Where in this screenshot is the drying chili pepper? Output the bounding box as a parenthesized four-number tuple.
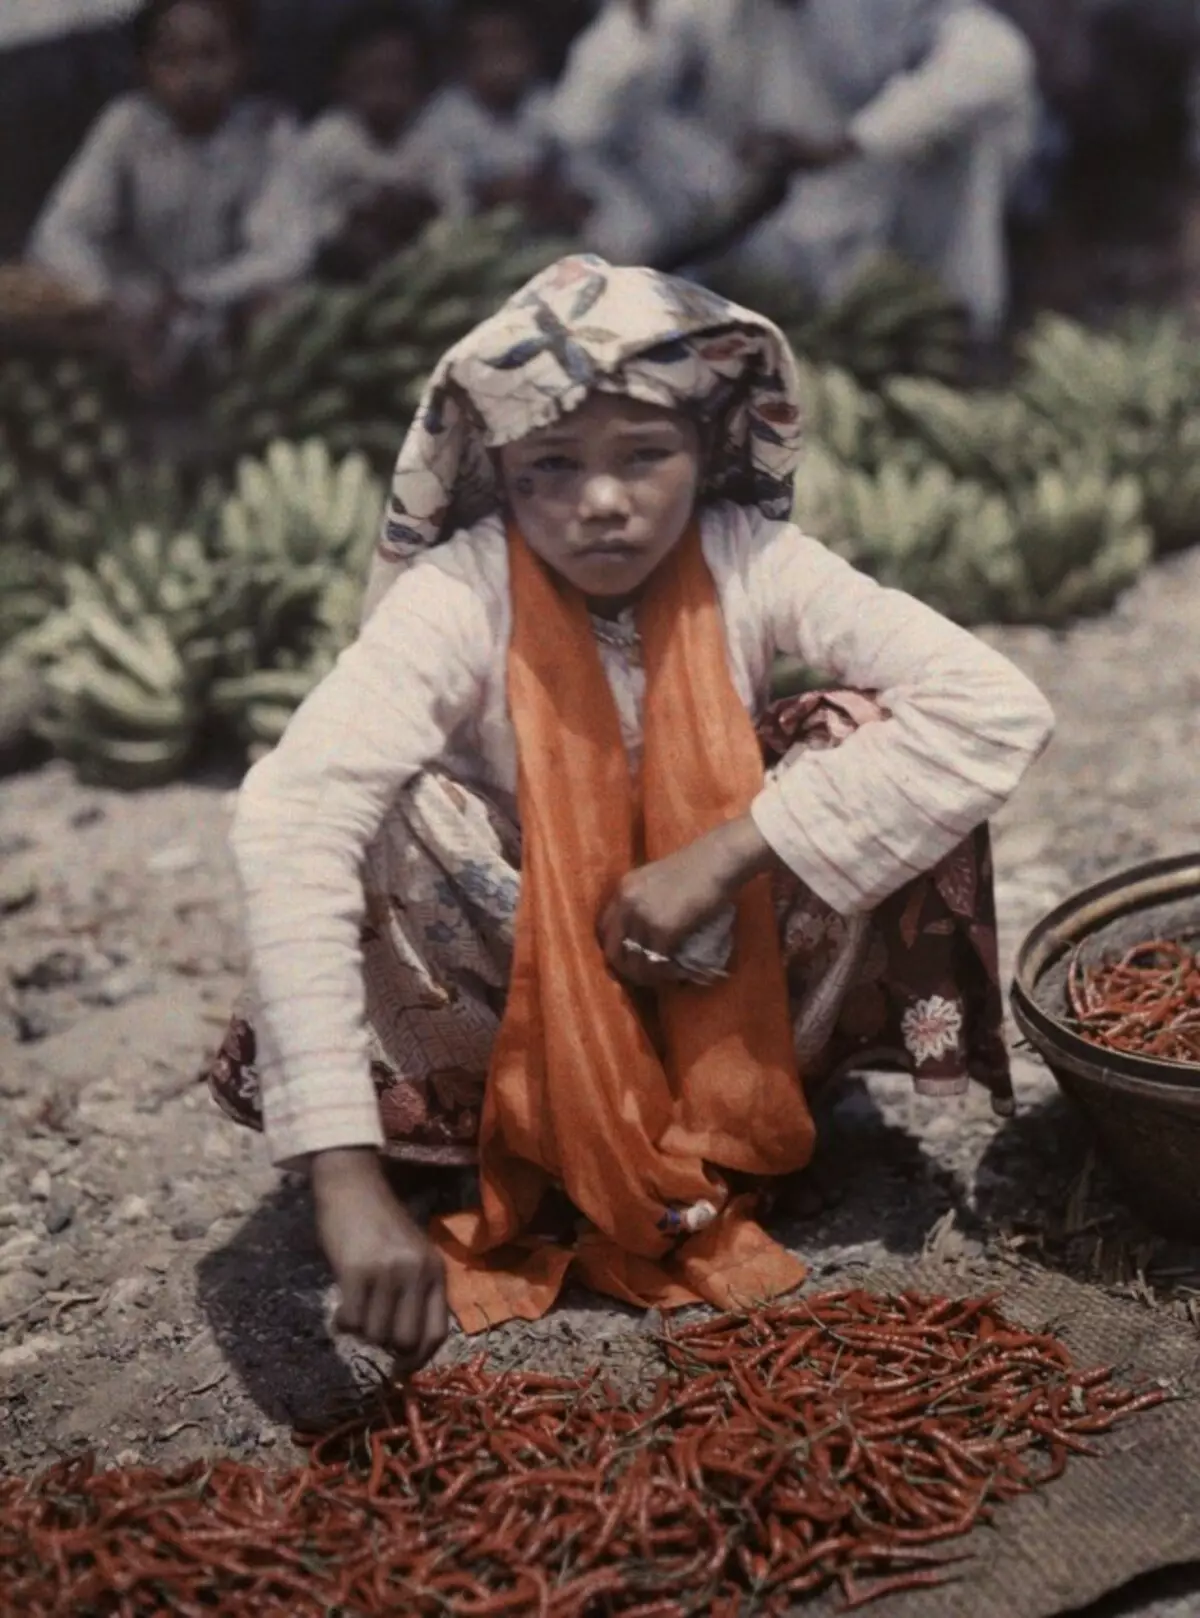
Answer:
(1068, 938, 1200, 1064)
(0, 1291, 1169, 1616)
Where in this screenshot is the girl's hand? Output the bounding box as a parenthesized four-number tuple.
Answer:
(598, 815, 778, 988)
(311, 1148, 448, 1367)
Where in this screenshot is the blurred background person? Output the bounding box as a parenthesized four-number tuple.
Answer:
(548, 0, 745, 265)
(552, 0, 1036, 339)
(418, 0, 660, 259)
(25, 0, 307, 394)
(292, 2, 463, 282)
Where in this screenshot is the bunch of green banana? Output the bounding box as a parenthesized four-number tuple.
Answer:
(210, 213, 567, 469)
(792, 437, 1151, 627)
(209, 656, 337, 761)
(882, 377, 1061, 489)
(206, 439, 384, 754)
(797, 255, 969, 384)
(1139, 414, 1200, 554)
(797, 362, 889, 469)
(0, 542, 59, 649)
(0, 353, 131, 551)
(1017, 312, 1196, 438)
(21, 567, 207, 790)
(712, 254, 968, 386)
(219, 438, 383, 574)
(1006, 458, 1151, 622)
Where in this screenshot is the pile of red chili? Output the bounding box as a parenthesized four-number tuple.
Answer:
(0, 1290, 1167, 1616)
(1068, 938, 1200, 1063)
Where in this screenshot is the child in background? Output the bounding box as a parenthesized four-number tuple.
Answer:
(209, 255, 1054, 1364)
(418, 0, 660, 260)
(27, 0, 307, 393)
(295, 3, 465, 282)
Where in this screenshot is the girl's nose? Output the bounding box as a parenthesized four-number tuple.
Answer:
(579, 474, 630, 520)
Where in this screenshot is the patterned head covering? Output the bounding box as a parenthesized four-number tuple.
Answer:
(372, 254, 805, 584)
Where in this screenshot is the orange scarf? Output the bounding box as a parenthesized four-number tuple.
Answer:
(432, 522, 815, 1331)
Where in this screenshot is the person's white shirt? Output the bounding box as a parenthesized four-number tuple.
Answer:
(292, 106, 469, 249)
(28, 91, 309, 309)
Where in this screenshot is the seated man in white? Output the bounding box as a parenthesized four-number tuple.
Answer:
(550, 0, 1037, 337)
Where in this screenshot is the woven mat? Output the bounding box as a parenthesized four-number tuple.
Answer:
(799, 1260, 1200, 1617)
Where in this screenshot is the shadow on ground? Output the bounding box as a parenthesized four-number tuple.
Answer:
(1075, 1561, 1200, 1617)
(195, 1177, 362, 1431)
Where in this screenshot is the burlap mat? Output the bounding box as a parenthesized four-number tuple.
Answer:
(797, 1259, 1200, 1617)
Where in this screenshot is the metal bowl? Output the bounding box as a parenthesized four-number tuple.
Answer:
(1010, 852, 1200, 1239)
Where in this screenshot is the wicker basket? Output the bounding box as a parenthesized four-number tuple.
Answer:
(1010, 852, 1200, 1239)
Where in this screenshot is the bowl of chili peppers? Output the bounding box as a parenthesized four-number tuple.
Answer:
(1011, 851, 1200, 1237)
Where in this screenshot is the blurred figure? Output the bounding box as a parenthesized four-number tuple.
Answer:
(553, 0, 1036, 337)
(26, 0, 307, 393)
(295, 2, 463, 281)
(549, 0, 744, 262)
(419, 0, 659, 257)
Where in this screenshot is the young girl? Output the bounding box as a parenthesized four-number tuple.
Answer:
(27, 0, 307, 390)
(209, 256, 1053, 1366)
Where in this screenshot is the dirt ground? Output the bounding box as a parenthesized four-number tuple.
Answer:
(3, 551, 1200, 1615)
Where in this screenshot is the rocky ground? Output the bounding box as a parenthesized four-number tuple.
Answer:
(2, 551, 1200, 1615)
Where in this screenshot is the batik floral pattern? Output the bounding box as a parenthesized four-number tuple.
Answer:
(901, 995, 966, 1067)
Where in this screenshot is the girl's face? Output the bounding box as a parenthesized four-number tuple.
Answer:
(499, 394, 703, 611)
(144, 0, 246, 136)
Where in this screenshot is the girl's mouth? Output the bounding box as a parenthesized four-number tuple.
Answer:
(577, 540, 640, 560)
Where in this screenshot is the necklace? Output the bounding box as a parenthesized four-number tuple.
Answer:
(589, 612, 641, 654)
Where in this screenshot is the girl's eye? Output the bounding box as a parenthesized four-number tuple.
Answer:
(529, 454, 580, 474)
(632, 446, 671, 464)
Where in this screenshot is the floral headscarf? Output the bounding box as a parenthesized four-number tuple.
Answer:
(367, 255, 805, 610)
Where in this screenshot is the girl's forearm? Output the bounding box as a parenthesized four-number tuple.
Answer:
(310, 1145, 385, 1198)
(705, 812, 781, 894)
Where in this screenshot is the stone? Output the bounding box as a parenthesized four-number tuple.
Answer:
(28, 1169, 51, 1202)
(104, 1276, 150, 1313)
(80, 965, 154, 1009)
(171, 1218, 210, 1243)
(0, 1203, 25, 1229)
(0, 1270, 39, 1316)
(14, 1007, 52, 1045)
(0, 869, 38, 916)
(10, 948, 88, 991)
(115, 1194, 151, 1224)
(0, 1230, 39, 1268)
(0, 1333, 68, 1374)
(146, 842, 202, 876)
(69, 804, 105, 829)
(44, 1198, 74, 1236)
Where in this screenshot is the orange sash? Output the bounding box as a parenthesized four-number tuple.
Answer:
(432, 521, 816, 1331)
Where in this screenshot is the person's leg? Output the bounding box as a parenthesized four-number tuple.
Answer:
(757, 691, 1013, 1115)
(894, 98, 1036, 339)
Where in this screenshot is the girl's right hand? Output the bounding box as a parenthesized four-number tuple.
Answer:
(310, 1148, 449, 1367)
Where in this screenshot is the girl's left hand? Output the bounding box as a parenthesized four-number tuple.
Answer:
(598, 815, 776, 988)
